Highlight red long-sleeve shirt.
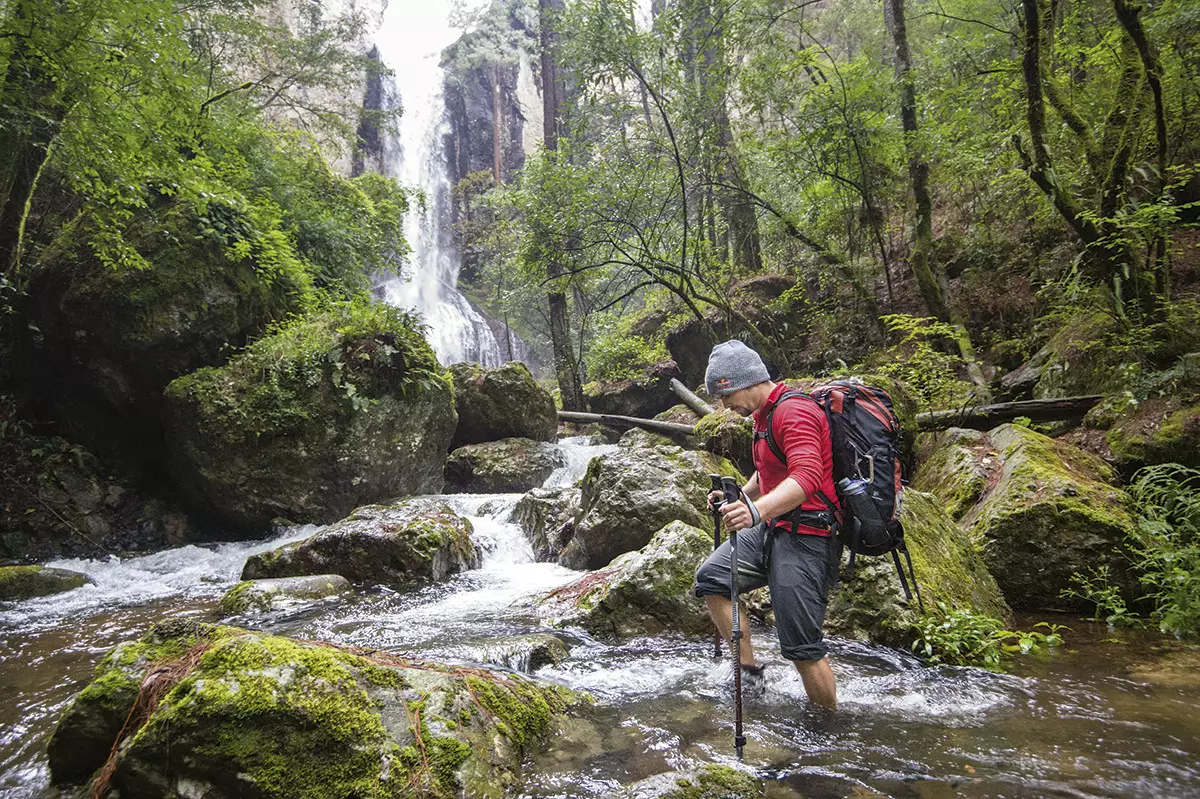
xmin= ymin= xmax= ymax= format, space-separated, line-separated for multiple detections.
xmin=751 ymin=383 xmax=839 ymax=536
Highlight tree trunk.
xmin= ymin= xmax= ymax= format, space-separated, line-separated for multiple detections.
xmin=540 ymin=0 xmax=586 ymax=411
xmin=490 ymin=64 xmax=504 ymax=185
xmin=884 ymin=0 xmax=989 ymax=398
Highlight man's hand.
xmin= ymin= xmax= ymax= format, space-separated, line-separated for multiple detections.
xmin=718 ymin=499 xmax=754 ymax=531
xmin=707 ymin=490 xmax=724 ymax=511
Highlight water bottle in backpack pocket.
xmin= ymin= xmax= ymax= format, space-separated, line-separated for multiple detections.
xmin=837 ymin=476 xmax=892 ymax=556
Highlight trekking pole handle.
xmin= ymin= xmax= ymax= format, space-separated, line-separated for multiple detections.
xmin=720 ymin=476 xmax=761 ymax=527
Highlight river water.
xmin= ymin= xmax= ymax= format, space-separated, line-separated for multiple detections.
xmin=2 ymin=437 xmax=1199 ymax=798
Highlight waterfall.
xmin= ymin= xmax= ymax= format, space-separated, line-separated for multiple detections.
xmin=373 ymin=1 xmax=504 ymax=367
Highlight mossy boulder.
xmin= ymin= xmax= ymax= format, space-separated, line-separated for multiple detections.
xmin=444 ymin=438 xmax=566 ymax=493
xmin=693 ymin=408 xmax=753 ymax=477
xmin=827 ymin=491 xmax=1012 ymax=647
xmin=164 ymin=304 xmax=456 ymax=529
xmin=584 ymin=359 xmax=685 ymax=419
xmin=1106 ymin=393 xmax=1200 ymax=471
xmin=539 ymin=521 xmax=714 ymax=641
xmin=998 ymin=311 xmax=1123 ymax=401
xmin=449 ymin=361 xmax=556 ymax=448
xmin=26 ymin=202 xmax=306 ymax=455
xmin=957 ymin=424 xmax=1135 ymax=611
xmin=0 ymin=565 xmax=92 ymax=601
xmin=48 ymin=621 xmax=583 ymax=798
xmin=557 ymin=439 xmax=741 ymax=570
xmin=510 ymin=486 xmax=582 ymax=561
xmin=625 ymin=765 xmax=764 ymax=799
xmin=217 ymin=574 xmax=352 ymax=615
xmin=910 ymin=428 xmax=997 ymax=521
xmin=241 ymin=499 xmax=479 ymax=585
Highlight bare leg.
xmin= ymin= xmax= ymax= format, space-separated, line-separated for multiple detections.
xmin=793 ymin=657 xmax=837 ymax=708
xmin=703 ymin=594 xmax=759 ymax=668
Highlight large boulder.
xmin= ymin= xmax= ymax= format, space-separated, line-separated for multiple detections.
xmin=931 ymin=424 xmax=1135 ymax=611
xmin=450 ymin=361 xmax=556 ymax=448
xmin=48 ymin=621 xmax=582 ymax=797
xmin=538 ymin=521 xmax=714 ymax=640
xmin=910 ymin=427 xmax=996 ymax=520
xmin=827 ymin=491 xmax=1012 ymax=646
xmin=1106 ymin=393 xmax=1200 ymax=471
xmin=0 ymin=565 xmax=92 ymax=601
xmin=164 ymin=305 xmax=456 ymax=529
xmin=510 ymin=486 xmax=582 ymax=562
xmin=584 ymin=360 xmax=685 ymax=419
xmin=557 ymin=439 xmax=741 ymax=570
xmin=242 ymin=499 xmax=479 ymax=584
xmin=25 ymin=201 xmax=304 ymax=457
xmin=444 ymin=438 xmax=566 ymax=493
xmin=693 ymin=408 xmax=754 ymax=478
xmin=998 ymin=311 xmax=1122 ymax=401
xmin=217 ymin=574 xmax=352 ymax=615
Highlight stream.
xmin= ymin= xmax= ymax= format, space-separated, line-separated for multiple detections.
xmin=2 ymin=437 xmax=1199 ymax=798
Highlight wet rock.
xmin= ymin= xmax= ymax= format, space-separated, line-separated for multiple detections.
xmin=626 ymin=765 xmax=764 ymax=799
xmin=539 ymin=520 xmax=713 ymax=641
xmin=910 ymin=427 xmax=996 ymax=520
xmin=0 ymin=565 xmax=92 ymax=601
xmin=241 ymin=498 xmax=479 ymax=585
xmin=960 ymin=424 xmax=1134 ymax=611
xmin=585 ymin=360 xmax=685 ymax=419
xmin=1106 ymin=393 xmax=1200 ymax=471
xmin=511 ymin=486 xmax=582 ymax=561
xmin=48 ymin=622 xmax=583 ymax=797
xmin=217 ymin=574 xmax=351 ymax=615
xmin=445 ymin=437 xmax=566 ymax=493
xmin=557 ymin=439 xmax=741 ymax=571
xmin=693 ymin=408 xmax=754 ymax=478
xmin=164 ymin=305 xmax=456 ymax=530
xmin=459 ymin=633 xmax=572 ymax=673
xmin=450 ymin=361 xmax=557 ymax=448
xmin=827 ymin=491 xmax=1012 ymax=646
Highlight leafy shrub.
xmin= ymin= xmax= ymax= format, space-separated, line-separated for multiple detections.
xmin=912 ymin=602 xmax=1065 ymax=670
xmin=1127 ymin=464 xmax=1200 ymax=638
xmin=584 ymin=321 xmax=669 ymax=384
xmin=1060 ymin=565 xmax=1143 ymax=629
xmin=865 ymin=315 xmax=973 ymax=411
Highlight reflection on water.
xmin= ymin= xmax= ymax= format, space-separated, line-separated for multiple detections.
xmin=2 ymin=438 xmax=1200 ymax=798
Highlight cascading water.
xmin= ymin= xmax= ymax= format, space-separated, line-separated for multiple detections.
xmin=374 ymin=0 xmax=504 ymax=367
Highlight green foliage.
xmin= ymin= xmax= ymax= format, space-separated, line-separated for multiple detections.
xmin=583 ymin=316 xmax=669 ymax=384
xmin=1127 ymin=464 xmax=1200 ymax=638
xmin=867 ymin=315 xmax=972 ymax=410
xmin=1060 ymin=565 xmax=1143 ymax=629
xmin=912 ymin=602 xmax=1066 ymax=670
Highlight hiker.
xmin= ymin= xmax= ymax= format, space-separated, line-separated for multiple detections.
xmin=694 ymin=340 xmax=841 ymax=708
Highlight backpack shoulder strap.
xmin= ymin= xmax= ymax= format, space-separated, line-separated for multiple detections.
xmin=757 ymin=390 xmax=814 ymax=466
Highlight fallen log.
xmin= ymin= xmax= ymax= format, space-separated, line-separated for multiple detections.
xmin=916 ymin=395 xmax=1102 ymax=431
xmin=557 ymin=410 xmax=696 ymax=437
xmin=670 ymin=378 xmax=715 ymax=418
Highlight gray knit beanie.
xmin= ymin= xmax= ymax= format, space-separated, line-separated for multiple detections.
xmin=705 ymin=340 xmax=770 ymax=396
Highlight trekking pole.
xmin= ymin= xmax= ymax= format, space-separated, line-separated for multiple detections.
xmin=719 ymin=475 xmax=751 ymax=758
xmin=709 ymin=474 xmax=724 ymax=659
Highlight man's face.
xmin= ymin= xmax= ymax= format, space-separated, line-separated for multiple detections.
xmin=718 ymin=387 xmax=757 ymax=417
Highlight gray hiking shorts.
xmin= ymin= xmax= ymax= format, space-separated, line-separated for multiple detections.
xmin=694 ymin=523 xmax=839 ymax=663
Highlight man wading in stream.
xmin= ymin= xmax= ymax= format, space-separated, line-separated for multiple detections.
xmin=694 ymin=340 xmax=840 ymax=708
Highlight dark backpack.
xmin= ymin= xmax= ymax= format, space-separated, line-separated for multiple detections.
xmin=760 ymin=381 xmax=922 ymax=607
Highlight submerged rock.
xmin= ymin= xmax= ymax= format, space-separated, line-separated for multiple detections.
xmin=827 ymin=490 xmax=1012 ymax=646
xmin=217 ymin=574 xmax=351 ymax=615
xmin=48 ymin=621 xmax=583 ymax=798
xmin=0 ymin=565 xmax=92 ymax=601
xmin=557 ymin=439 xmax=740 ymax=570
xmin=511 ymin=486 xmax=581 ymax=561
xmin=164 ymin=305 xmax=456 ymax=530
xmin=450 ymin=361 xmax=557 ymax=448
xmin=444 ymin=438 xmax=566 ymax=493
xmin=455 ymin=633 xmax=572 ymax=674
xmin=626 ymin=765 xmax=764 ymax=799
xmin=959 ymin=424 xmax=1134 ymax=611
xmin=242 ymin=498 xmax=479 ymax=585
xmin=539 ymin=520 xmax=713 ymax=641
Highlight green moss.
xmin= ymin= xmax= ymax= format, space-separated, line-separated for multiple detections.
xmin=217 ymin=580 xmax=272 ymax=615
xmin=463 ymin=674 xmax=568 ymax=750
xmin=657 ymin=765 xmax=763 ymax=799
xmin=0 ymin=565 xmax=91 ymax=600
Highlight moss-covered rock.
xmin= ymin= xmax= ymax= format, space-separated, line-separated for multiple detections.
xmin=539 ymin=521 xmax=714 ymax=641
xmin=217 ymin=574 xmax=352 ymax=615
xmin=998 ymin=311 xmax=1124 ymax=401
xmin=960 ymin=424 xmax=1135 ymax=611
xmin=1106 ymin=394 xmax=1200 ymax=471
xmin=48 ymin=622 xmax=583 ymax=798
xmin=827 ymin=491 xmax=1012 ymax=646
xmin=26 ymin=201 xmax=306 ymax=456
xmin=910 ymin=428 xmax=996 ymax=521
xmin=557 ymin=438 xmax=741 ymax=570
xmin=164 ymin=304 xmax=456 ymax=529
xmin=241 ymin=499 xmax=479 ymax=585
xmin=693 ymin=408 xmax=753 ymax=478
xmin=584 ymin=359 xmax=685 ymax=419
xmin=444 ymin=438 xmax=566 ymax=493
xmin=510 ymin=486 xmax=581 ymax=561
xmin=625 ymin=764 xmax=764 ymax=799
xmin=449 ymin=361 xmax=556 ymax=448
xmin=0 ymin=565 xmax=92 ymax=601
